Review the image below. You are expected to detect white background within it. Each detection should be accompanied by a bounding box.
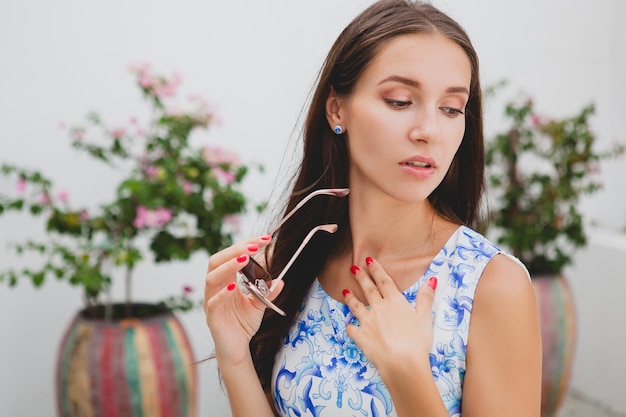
[1,0,625,416]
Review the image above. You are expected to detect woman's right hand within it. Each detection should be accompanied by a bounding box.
[203,235,284,367]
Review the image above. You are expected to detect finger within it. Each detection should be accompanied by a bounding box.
[342,288,369,320]
[415,276,437,317]
[204,253,250,306]
[350,264,383,304]
[363,256,399,299]
[344,294,361,344]
[206,234,272,274]
[205,281,238,316]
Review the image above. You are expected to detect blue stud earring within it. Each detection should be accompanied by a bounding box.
[333,125,343,135]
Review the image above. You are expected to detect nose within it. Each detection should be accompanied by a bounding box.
[409,106,441,143]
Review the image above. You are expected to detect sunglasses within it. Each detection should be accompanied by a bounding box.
[238,188,350,316]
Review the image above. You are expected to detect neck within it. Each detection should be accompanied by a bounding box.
[339,190,453,267]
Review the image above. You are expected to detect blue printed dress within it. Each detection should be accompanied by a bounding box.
[271,226,526,417]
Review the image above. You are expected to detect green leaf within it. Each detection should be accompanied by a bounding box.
[32,272,45,287]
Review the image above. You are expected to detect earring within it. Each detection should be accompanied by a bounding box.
[333,125,343,135]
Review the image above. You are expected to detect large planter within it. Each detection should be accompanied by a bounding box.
[56,303,197,417]
[532,275,577,417]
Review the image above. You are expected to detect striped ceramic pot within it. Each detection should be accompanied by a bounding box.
[532,275,577,417]
[56,303,196,417]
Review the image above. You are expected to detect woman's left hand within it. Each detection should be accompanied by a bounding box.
[343,257,437,375]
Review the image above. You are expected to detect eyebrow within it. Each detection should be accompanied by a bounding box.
[378,75,469,96]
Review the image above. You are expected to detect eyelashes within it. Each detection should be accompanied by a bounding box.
[441,107,465,116]
[384,98,411,109]
[383,98,465,117]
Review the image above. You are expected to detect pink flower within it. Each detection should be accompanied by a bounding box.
[111,128,126,139]
[154,71,182,98]
[79,209,89,222]
[213,167,236,185]
[128,62,151,75]
[58,121,67,130]
[139,73,156,89]
[72,129,84,142]
[203,146,239,166]
[15,179,27,194]
[39,193,51,205]
[57,190,69,203]
[531,114,542,128]
[145,165,158,178]
[133,206,173,229]
[204,146,240,184]
[182,285,193,295]
[182,181,193,195]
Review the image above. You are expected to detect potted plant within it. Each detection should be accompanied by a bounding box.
[482,90,624,417]
[0,64,261,417]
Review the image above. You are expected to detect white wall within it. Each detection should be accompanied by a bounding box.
[0,1,624,416]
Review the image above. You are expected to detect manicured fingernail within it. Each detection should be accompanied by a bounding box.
[261,234,271,241]
[236,254,248,263]
[227,282,236,291]
[342,289,350,297]
[365,257,373,266]
[428,277,438,290]
[350,265,360,275]
[246,244,259,252]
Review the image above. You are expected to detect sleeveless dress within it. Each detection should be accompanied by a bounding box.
[271,226,527,417]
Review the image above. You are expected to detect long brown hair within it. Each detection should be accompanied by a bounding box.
[251,0,485,391]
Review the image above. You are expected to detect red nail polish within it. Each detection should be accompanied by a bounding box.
[247,244,259,252]
[428,277,438,290]
[350,265,360,275]
[342,289,350,297]
[365,257,373,266]
[260,234,271,241]
[236,254,247,263]
[227,282,236,291]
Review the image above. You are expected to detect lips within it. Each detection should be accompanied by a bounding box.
[402,160,432,168]
[399,156,436,169]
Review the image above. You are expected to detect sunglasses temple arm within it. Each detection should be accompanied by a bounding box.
[269,188,349,235]
[271,224,338,288]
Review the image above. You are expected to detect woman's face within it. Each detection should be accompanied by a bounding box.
[333,33,471,203]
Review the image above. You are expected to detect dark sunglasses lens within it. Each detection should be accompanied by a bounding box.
[241,257,271,284]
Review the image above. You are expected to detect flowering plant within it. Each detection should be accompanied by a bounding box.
[0,65,261,318]
[482,92,624,275]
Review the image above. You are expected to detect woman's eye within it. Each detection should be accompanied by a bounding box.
[441,107,465,117]
[384,98,411,109]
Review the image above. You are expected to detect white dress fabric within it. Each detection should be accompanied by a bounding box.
[271,226,522,417]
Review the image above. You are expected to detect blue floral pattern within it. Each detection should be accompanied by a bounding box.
[272,226,506,417]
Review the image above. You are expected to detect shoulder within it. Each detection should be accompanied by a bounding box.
[478,253,533,304]
[467,251,540,362]
[446,225,535,321]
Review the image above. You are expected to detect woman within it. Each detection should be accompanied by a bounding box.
[203,1,542,416]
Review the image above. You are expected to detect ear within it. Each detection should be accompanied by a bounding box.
[325,89,346,133]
